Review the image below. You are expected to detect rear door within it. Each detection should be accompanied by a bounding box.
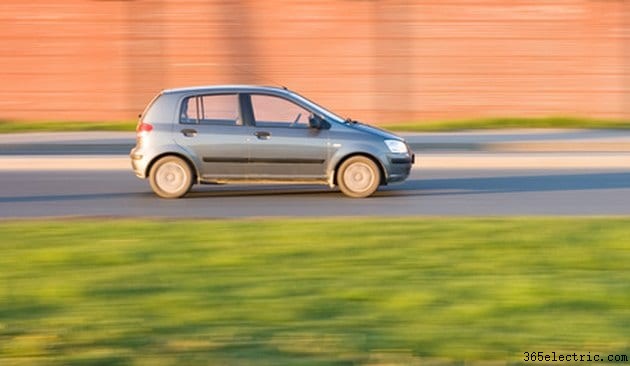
[173,93,252,179]
[246,93,329,180]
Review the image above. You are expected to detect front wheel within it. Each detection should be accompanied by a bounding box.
[337,156,380,198]
[149,156,193,198]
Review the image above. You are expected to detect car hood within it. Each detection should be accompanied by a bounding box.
[347,122,404,141]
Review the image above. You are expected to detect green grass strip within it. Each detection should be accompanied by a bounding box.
[0,120,135,133]
[386,116,630,132]
[0,218,629,365]
[1,116,628,133]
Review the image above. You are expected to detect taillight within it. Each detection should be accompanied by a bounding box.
[136,122,153,136]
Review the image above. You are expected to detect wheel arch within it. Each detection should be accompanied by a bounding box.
[146,152,199,183]
[332,152,386,186]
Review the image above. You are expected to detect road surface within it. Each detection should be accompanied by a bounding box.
[1,130,628,218]
[2,167,629,218]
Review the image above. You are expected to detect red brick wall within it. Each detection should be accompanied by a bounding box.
[0,0,627,123]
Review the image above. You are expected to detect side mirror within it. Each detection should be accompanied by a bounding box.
[308,114,326,129]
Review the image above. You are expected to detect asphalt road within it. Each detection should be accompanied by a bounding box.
[2,167,629,218]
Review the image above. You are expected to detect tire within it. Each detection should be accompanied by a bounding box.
[149,156,193,199]
[337,156,380,198]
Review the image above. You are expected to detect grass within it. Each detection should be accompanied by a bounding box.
[0,120,135,133]
[386,116,630,132]
[1,117,628,133]
[0,218,629,365]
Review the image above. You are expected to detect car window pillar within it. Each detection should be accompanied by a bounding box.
[239,93,255,127]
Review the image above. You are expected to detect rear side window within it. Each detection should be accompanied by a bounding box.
[180,94,240,125]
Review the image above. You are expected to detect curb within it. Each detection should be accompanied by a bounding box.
[0,156,129,171]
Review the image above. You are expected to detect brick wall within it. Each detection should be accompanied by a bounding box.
[0,0,627,123]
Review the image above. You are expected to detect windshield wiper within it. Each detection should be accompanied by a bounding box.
[345,117,359,124]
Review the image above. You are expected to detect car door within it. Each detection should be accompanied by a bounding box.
[173,93,252,179]
[246,93,329,180]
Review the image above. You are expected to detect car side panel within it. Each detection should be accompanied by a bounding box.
[173,124,253,179]
[248,125,329,179]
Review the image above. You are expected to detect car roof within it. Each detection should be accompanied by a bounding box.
[162,85,290,95]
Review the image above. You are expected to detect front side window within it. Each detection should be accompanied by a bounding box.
[180,94,240,125]
[251,94,310,127]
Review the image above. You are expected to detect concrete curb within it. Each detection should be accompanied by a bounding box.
[0,156,129,171]
[415,153,630,169]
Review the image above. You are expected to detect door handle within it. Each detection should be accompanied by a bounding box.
[181,128,197,137]
[255,131,271,140]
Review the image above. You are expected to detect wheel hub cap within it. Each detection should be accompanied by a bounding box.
[156,162,186,193]
[344,163,375,192]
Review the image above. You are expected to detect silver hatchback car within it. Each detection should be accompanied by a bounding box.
[130,85,414,198]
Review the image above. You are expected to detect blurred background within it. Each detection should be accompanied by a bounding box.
[0,0,628,124]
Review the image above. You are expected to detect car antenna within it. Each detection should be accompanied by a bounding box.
[226,62,290,90]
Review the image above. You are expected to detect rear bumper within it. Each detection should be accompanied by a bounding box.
[130,147,148,178]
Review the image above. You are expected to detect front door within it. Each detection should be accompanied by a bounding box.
[246,93,329,180]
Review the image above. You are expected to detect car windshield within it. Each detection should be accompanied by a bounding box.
[289,91,345,123]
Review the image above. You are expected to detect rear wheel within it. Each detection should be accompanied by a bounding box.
[337,156,380,198]
[149,156,193,198]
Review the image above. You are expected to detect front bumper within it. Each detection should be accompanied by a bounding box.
[385,152,414,183]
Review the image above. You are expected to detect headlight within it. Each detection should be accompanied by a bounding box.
[384,140,407,153]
